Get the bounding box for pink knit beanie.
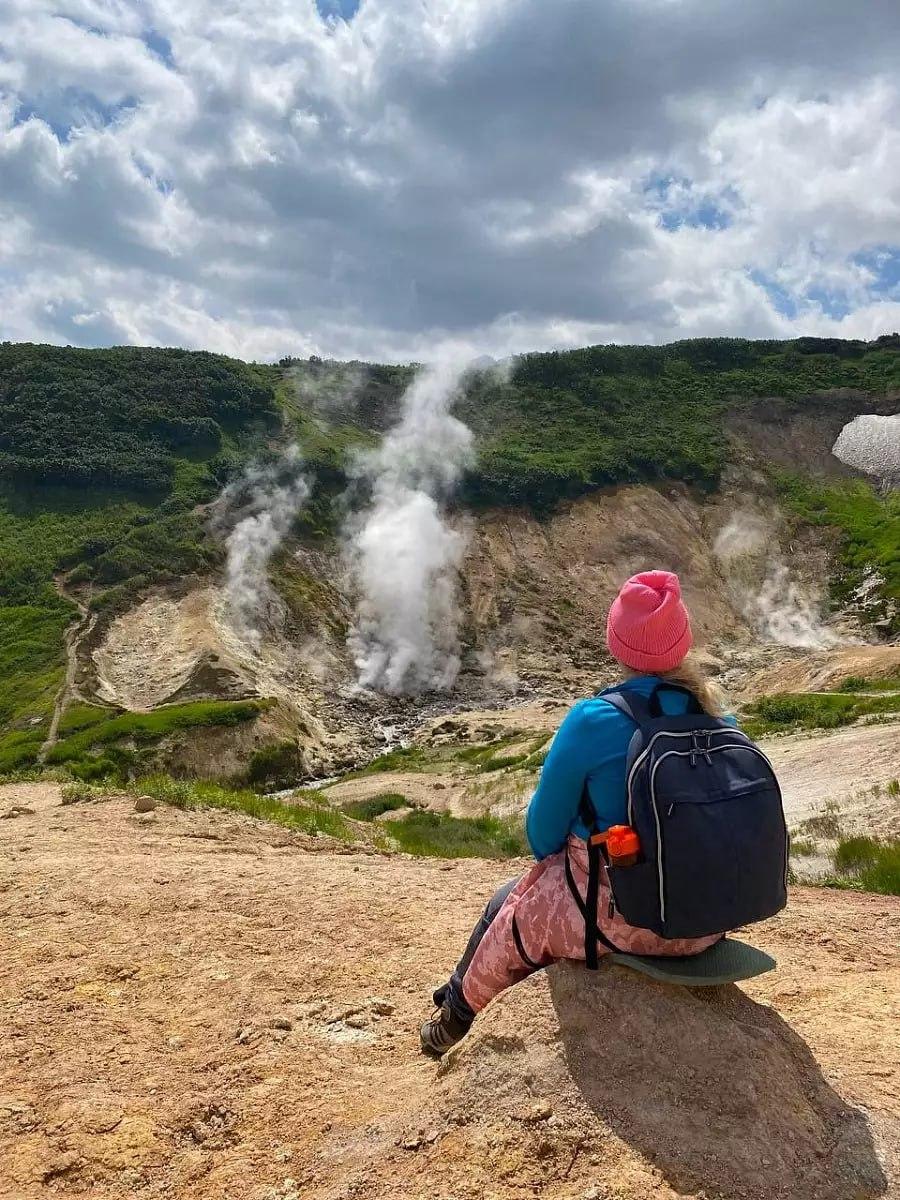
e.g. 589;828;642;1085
606;570;693;673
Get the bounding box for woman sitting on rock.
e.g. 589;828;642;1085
421;570;733;1057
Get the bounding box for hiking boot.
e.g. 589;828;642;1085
420;1002;472;1057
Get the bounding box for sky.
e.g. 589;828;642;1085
0;0;899;363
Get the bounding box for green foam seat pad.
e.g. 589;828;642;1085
606;938;776;986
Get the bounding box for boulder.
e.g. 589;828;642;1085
426;962;888;1200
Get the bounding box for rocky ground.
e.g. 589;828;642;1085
1;783;897;1200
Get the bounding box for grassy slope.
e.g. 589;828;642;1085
742;688;900;736
2;336;898;775
777;475;900;628
0;346;280;770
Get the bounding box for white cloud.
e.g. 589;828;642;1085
0;0;898;360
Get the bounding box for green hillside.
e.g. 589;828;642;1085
0;344;280;769
1;335;898;773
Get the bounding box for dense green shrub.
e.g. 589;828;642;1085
456;337;899;509
0;343;278;490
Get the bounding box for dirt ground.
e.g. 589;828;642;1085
762;722;900;827
1;783;898;1200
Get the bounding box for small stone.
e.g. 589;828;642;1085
41;1150;80;1180
133;796;156;814
269;1015;293;1031
369;998;395;1017
515;1100;552;1123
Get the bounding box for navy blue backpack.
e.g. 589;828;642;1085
569;682;789;968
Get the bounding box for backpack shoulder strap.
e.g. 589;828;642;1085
601;681;706;720
647;682;705;717
596;685;653;725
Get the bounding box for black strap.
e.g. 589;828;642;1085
600;690;651;723
511;913;541;969
601;682;704;722
647;682;704;717
564;842;623;965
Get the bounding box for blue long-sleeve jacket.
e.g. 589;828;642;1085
526;675;735;860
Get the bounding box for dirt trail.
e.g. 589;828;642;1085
0;784;897;1199
38;584;98;763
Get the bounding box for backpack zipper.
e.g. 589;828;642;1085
648;742;783;925
626;728;753;825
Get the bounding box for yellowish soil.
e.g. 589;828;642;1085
1;784;897;1200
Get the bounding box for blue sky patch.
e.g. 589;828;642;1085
748;270;799;319
143;30;174;67
15;90;138;142
644;173;734;231
854;246;900;296
316;0;361;20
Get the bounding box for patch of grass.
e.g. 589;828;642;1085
57;702;120;735
270;555;347;637
341;793;408;820
452;734;551;774
790;838;818;858
387;810;529;859
827;835;900;896
45;700;266;766
348;745;433;777
798;804;843;840
0;602;73;736
743;690;900;736
131;775;352;840
0;729;47;773
836;675;900;693
60;780;108;805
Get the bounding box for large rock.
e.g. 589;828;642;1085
425;963;888;1200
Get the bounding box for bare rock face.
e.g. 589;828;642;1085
427;963;888;1200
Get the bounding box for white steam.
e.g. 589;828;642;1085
753;564;839;649
714;511;839;649
345;360;475;695
218;445;311;648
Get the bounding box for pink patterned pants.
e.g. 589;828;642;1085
455;836;722;1014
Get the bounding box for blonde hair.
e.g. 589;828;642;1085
621;653;727;718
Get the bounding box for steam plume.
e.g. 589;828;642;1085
714;511;838;649
345;359;475;695
217;445;311;648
